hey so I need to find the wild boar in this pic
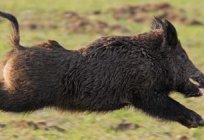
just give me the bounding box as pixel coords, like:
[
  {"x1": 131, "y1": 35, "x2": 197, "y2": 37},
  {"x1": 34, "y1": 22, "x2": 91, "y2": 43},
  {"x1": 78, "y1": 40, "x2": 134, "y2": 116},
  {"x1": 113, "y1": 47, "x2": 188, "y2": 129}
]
[{"x1": 0, "y1": 11, "x2": 204, "y2": 128}]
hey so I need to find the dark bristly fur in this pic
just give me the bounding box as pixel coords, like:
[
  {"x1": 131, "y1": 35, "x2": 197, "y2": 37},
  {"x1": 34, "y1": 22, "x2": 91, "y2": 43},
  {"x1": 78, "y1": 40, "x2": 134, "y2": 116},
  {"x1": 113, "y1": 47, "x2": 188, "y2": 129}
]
[{"x1": 1, "y1": 11, "x2": 204, "y2": 128}]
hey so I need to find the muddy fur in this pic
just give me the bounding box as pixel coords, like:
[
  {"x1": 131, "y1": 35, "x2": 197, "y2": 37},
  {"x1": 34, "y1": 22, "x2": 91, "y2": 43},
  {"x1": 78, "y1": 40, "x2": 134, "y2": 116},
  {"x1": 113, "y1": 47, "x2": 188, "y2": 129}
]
[{"x1": 1, "y1": 12, "x2": 204, "y2": 128}]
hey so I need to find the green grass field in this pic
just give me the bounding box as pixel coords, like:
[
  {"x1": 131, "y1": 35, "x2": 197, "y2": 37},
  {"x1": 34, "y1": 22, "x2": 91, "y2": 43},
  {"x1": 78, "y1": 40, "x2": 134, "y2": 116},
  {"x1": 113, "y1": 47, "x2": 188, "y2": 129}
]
[{"x1": 0, "y1": 0, "x2": 204, "y2": 139}]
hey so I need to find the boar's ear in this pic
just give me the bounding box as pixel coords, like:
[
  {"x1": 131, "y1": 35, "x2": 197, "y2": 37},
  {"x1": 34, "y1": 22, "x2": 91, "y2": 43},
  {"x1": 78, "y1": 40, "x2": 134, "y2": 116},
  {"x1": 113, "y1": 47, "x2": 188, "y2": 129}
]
[
  {"x1": 151, "y1": 17, "x2": 164, "y2": 30},
  {"x1": 163, "y1": 19, "x2": 178, "y2": 47},
  {"x1": 152, "y1": 17, "x2": 178, "y2": 47}
]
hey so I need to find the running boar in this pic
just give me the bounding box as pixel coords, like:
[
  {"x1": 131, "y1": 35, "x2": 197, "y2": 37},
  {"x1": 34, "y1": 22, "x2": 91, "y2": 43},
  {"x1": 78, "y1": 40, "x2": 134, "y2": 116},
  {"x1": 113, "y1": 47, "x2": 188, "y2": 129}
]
[{"x1": 0, "y1": 11, "x2": 204, "y2": 128}]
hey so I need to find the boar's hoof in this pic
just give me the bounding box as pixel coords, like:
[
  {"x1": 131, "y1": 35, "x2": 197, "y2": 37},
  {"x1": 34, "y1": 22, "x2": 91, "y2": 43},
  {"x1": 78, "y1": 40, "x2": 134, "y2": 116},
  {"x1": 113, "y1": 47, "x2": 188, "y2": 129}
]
[
  {"x1": 185, "y1": 91, "x2": 203, "y2": 98},
  {"x1": 179, "y1": 111, "x2": 204, "y2": 128},
  {"x1": 198, "y1": 120, "x2": 204, "y2": 126},
  {"x1": 185, "y1": 88, "x2": 204, "y2": 98}
]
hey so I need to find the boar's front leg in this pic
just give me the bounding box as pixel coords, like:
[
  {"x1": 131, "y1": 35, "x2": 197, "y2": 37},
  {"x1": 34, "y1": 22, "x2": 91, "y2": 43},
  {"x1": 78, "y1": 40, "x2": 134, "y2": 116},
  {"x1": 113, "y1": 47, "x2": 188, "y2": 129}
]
[
  {"x1": 177, "y1": 81, "x2": 202, "y2": 97},
  {"x1": 131, "y1": 94, "x2": 204, "y2": 128}
]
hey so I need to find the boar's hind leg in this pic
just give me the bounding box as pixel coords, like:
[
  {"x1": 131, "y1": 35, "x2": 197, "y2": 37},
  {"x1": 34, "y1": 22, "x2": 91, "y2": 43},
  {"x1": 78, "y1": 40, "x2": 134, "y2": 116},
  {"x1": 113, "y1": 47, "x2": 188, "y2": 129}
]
[
  {"x1": 131, "y1": 94, "x2": 204, "y2": 128},
  {"x1": 0, "y1": 84, "x2": 50, "y2": 112}
]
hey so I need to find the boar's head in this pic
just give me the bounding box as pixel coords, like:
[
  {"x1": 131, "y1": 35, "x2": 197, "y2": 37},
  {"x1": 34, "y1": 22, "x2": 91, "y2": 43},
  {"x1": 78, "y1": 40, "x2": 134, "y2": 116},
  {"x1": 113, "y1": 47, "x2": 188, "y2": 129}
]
[{"x1": 152, "y1": 17, "x2": 204, "y2": 96}]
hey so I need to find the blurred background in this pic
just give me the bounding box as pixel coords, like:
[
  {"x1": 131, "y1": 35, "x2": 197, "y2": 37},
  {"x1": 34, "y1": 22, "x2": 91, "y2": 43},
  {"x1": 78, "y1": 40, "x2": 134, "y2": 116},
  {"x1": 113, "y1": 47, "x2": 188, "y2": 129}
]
[{"x1": 0, "y1": 0, "x2": 204, "y2": 140}]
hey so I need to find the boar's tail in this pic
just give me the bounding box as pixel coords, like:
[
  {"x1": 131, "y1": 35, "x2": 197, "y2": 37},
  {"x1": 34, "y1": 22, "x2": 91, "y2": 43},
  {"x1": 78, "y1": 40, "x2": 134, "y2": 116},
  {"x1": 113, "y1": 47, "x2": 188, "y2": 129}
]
[{"x1": 0, "y1": 11, "x2": 23, "y2": 50}]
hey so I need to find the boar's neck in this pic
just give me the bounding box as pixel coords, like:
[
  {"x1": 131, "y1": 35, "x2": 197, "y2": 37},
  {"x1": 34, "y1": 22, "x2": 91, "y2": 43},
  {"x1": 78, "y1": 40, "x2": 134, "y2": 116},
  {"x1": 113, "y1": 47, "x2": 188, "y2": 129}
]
[{"x1": 161, "y1": 54, "x2": 178, "y2": 91}]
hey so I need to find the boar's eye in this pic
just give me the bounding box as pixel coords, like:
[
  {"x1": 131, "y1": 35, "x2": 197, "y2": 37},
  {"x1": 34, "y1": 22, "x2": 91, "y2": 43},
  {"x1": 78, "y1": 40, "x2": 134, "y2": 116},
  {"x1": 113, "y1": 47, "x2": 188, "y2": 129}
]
[{"x1": 178, "y1": 53, "x2": 188, "y2": 63}]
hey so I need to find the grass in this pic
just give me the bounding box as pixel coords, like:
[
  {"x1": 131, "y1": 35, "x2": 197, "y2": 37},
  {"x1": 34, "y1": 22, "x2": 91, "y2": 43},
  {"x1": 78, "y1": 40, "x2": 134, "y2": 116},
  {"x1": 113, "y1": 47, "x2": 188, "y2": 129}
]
[{"x1": 0, "y1": 0, "x2": 204, "y2": 139}]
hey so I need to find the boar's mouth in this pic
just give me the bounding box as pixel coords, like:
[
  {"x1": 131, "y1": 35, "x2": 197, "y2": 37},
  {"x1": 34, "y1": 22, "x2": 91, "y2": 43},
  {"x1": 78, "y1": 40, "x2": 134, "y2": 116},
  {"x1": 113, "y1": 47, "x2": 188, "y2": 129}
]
[
  {"x1": 190, "y1": 78, "x2": 204, "y2": 94},
  {"x1": 190, "y1": 73, "x2": 204, "y2": 94},
  {"x1": 190, "y1": 70, "x2": 204, "y2": 86}
]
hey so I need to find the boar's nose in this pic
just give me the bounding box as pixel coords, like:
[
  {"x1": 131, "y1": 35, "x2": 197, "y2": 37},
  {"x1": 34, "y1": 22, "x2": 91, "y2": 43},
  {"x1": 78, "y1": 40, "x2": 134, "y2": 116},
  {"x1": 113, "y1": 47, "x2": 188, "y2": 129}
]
[{"x1": 198, "y1": 77, "x2": 204, "y2": 87}]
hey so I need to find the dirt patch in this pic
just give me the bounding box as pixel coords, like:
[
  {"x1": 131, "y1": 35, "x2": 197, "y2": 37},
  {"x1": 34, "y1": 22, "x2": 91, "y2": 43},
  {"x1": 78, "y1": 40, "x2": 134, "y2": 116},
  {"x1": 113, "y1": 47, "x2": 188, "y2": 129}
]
[
  {"x1": 0, "y1": 123, "x2": 6, "y2": 130},
  {"x1": 21, "y1": 22, "x2": 58, "y2": 30},
  {"x1": 18, "y1": 11, "x2": 129, "y2": 34},
  {"x1": 11, "y1": 120, "x2": 65, "y2": 132},
  {"x1": 111, "y1": 120, "x2": 140, "y2": 131},
  {"x1": 92, "y1": 10, "x2": 102, "y2": 15},
  {"x1": 63, "y1": 11, "x2": 130, "y2": 34},
  {"x1": 179, "y1": 135, "x2": 189, "y2": 140},
  {"x1": 20, "y1": 12, "x2": 59, "y2": 30},
  {"x1": 110, "y1": 3, "x2": 203, "y2": 25}
]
